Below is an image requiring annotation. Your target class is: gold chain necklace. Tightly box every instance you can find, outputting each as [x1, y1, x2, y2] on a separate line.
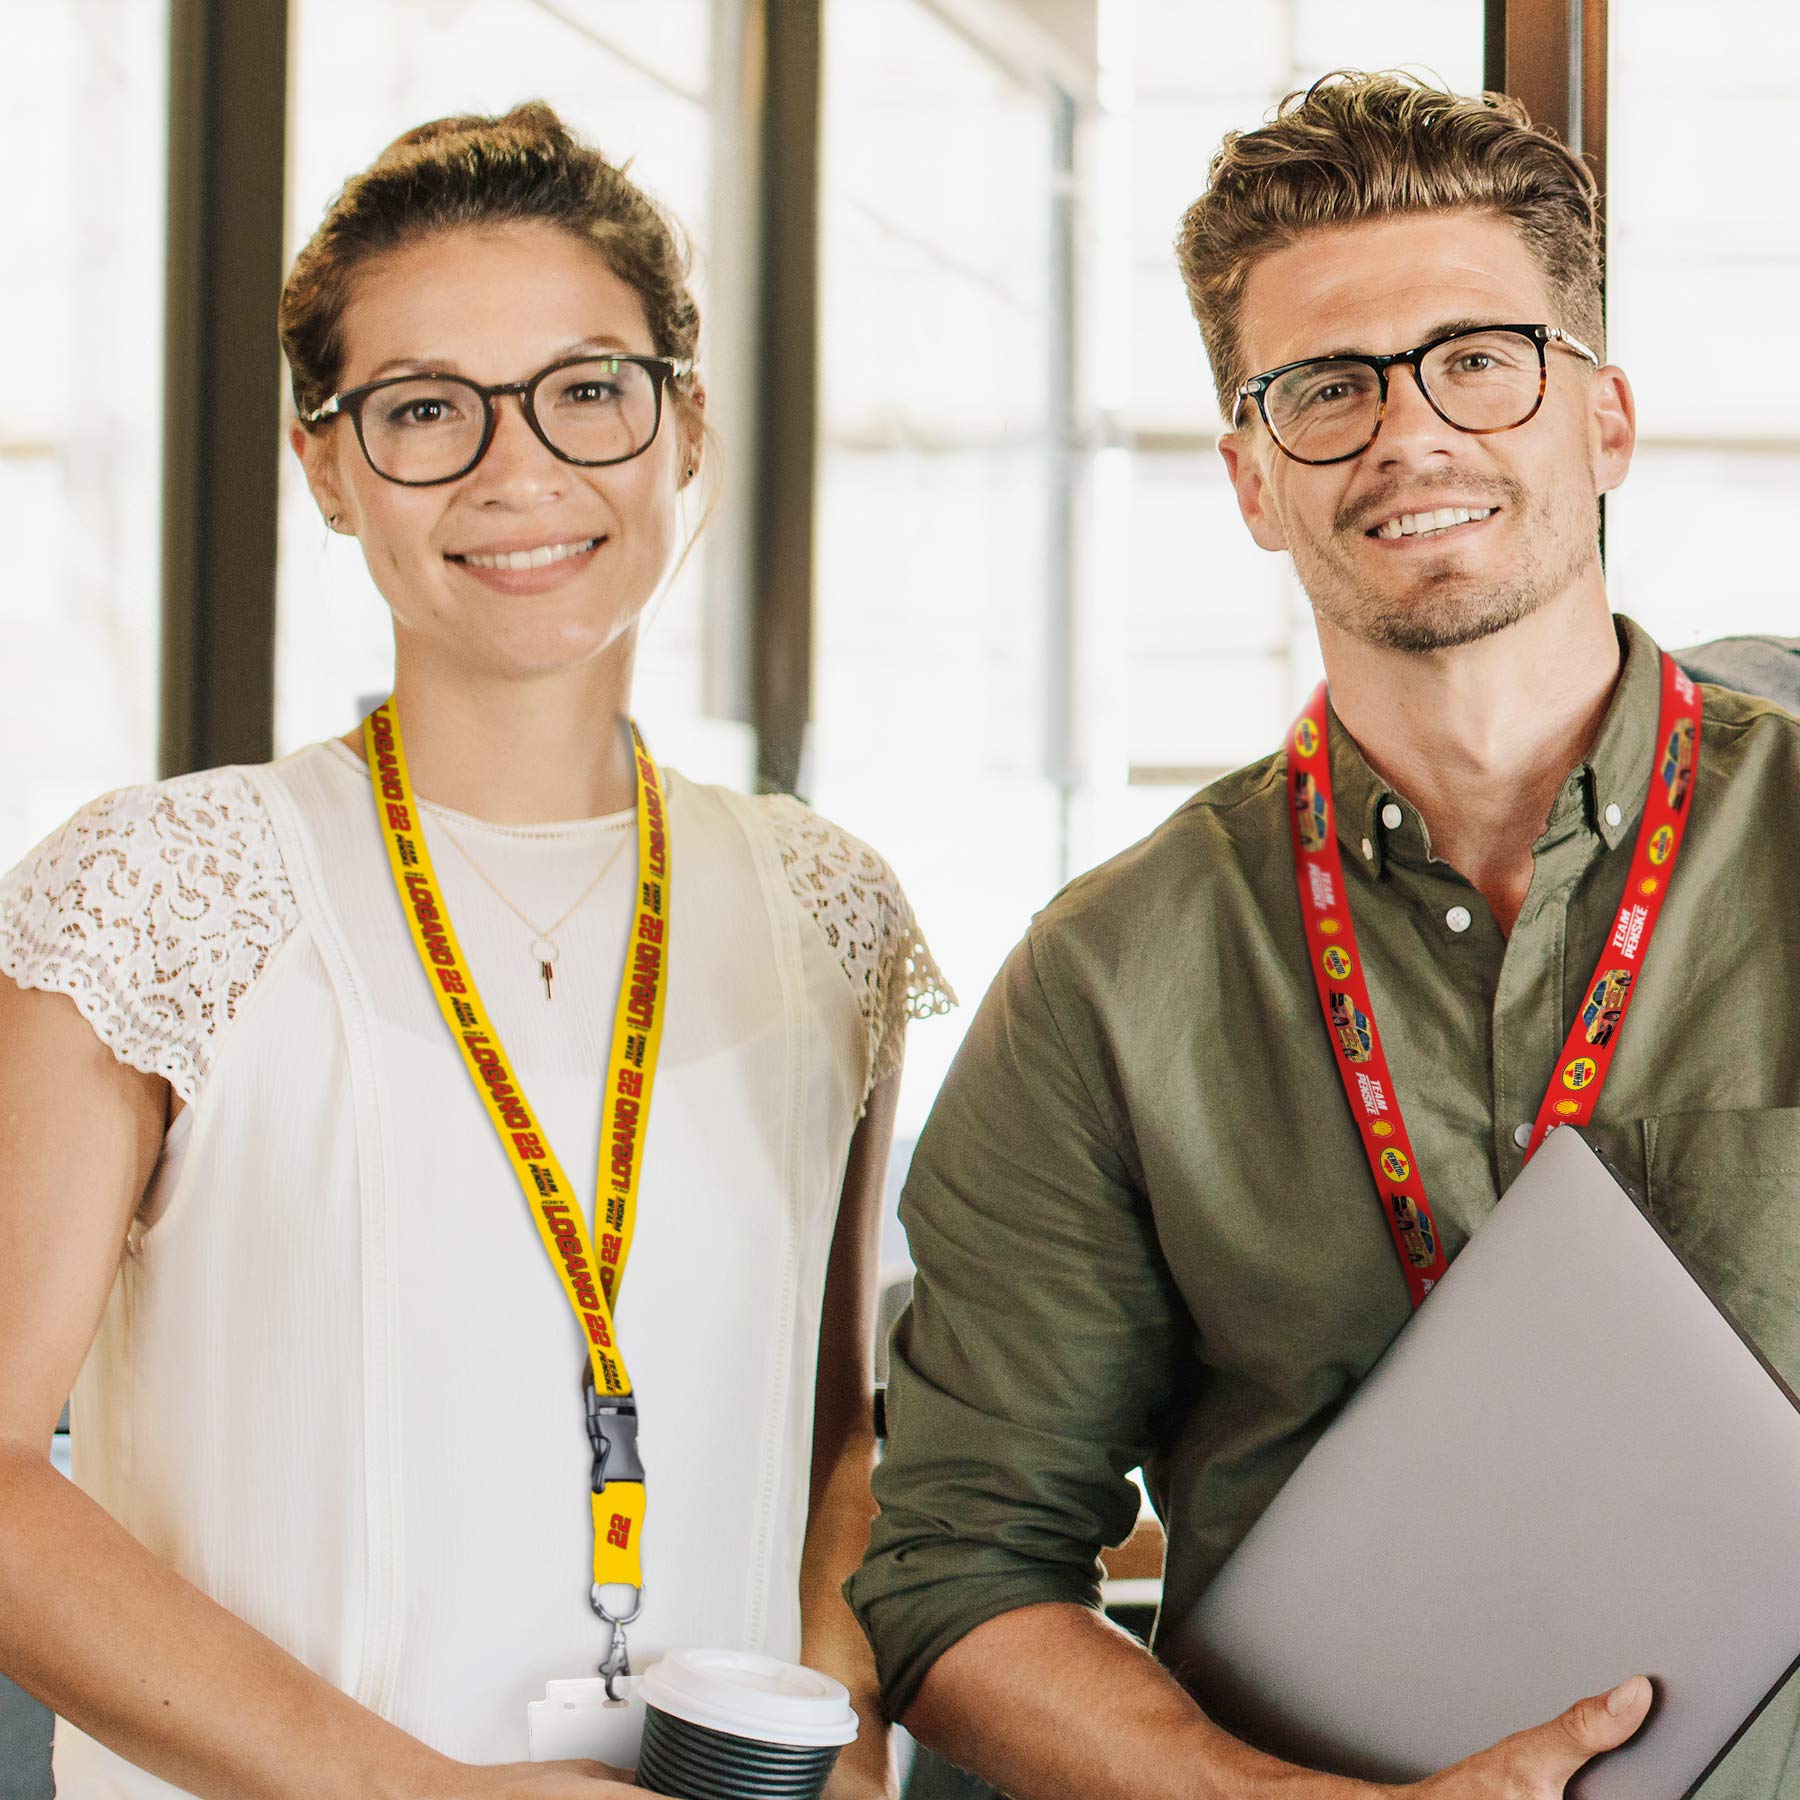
[436, 821, 632, 1000]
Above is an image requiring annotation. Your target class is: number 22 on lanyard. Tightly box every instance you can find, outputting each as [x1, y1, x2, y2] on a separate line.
[364, 702, 671, 1693]
[1287, 653, 1702, 1308]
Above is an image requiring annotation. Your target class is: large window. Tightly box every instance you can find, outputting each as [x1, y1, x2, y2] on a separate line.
[1605, 0, 1800, 647]
[275, 0, 749, 783]
[0, 3, 167, 871]
[811, 0, 1071, 1161]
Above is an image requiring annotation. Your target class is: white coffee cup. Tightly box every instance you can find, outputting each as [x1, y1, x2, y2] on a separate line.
[636, 1648, 859, 1799]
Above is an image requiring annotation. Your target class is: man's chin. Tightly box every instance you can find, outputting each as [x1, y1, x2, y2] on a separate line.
[1321, 583, 1538, 655]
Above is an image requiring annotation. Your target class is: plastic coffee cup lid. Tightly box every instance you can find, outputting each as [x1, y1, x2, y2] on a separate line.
[640, 1649, 859, 1748]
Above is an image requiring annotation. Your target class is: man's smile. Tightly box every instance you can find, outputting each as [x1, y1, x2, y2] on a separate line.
[1364, 504, 1501, 545]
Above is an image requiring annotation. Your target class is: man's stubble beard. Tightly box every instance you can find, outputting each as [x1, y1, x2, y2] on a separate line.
[1286, 470, 1600, 655]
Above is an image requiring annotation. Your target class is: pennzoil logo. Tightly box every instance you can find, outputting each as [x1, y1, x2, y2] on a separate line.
[1380, 1147, 1411, 1183]
[1648, 824, 1674, 865]
[1389, 1193, 1437, 1270]
[1294, 771, 1329, 851]
[1562, 1056, 1598, 1091]
[1294, 718, 1320, 759]
[1329, 991, 1372, 1063]
[1661, 717, 1696, 811]
[1322, 945, 1352, 980]
[1581, 968, 1633, 1048]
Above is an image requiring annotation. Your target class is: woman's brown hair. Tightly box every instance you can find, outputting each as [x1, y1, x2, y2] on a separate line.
[280, 101, 702, 432]
[1176, 71, 1602, 419]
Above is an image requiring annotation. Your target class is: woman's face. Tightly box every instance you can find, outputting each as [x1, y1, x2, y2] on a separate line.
[291, 221, 699, 683]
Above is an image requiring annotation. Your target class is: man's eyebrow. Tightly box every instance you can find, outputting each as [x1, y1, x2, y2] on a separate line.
[1304, 318, 1514, 361]
[359, 336, 639, 383]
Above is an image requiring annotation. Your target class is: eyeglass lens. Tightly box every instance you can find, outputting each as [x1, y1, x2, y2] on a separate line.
[358, 358, 662, 482]
[1263, 329, 1543, 462]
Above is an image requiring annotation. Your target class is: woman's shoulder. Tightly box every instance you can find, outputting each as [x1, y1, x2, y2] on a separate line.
[738, 788, 956, 1100]
[0, 763, 302, 1103]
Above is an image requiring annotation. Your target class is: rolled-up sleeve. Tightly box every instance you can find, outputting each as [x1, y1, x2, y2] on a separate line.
[845, 921, 1189, 1717]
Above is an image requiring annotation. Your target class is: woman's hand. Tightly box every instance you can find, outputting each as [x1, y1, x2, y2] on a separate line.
[435, 1758, 658, 1795]
[822, 1759, 900, 1800]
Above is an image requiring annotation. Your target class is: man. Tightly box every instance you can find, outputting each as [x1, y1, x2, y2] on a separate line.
[848, 72, 1800, 1800]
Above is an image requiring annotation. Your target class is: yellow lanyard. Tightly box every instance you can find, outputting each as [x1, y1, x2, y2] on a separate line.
[364, 703, 671, 1686]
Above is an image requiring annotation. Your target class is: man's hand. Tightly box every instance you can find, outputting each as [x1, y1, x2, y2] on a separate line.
[1398, 1677, 1652, 1799]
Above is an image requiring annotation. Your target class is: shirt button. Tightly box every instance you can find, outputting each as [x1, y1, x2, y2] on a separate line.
[1361, 837, 1375, 861]
[1604, 802, 1623, 827]
[1381, 802, 1403, 829]
[1513, 1123, 1533, 1150]
[1445, 905, 1472, 933]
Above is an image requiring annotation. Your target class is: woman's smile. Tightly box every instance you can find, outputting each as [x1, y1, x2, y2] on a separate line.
[444, 531, 607, 594]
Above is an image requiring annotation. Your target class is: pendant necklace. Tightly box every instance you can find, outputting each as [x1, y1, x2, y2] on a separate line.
[438, 822, 632, 999]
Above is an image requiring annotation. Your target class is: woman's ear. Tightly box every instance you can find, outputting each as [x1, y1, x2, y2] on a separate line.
[677, 379, 708, 487]
[289, 419, 351, 531]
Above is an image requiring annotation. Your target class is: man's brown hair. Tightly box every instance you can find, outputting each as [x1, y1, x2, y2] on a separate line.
[1176, 70, 1602, 419]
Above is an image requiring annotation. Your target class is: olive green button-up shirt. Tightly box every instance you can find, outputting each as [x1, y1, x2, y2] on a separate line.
[850, 617, 1800, 1797]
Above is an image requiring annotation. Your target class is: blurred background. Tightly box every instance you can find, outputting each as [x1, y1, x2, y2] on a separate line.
[2, 0, 1794, 1791]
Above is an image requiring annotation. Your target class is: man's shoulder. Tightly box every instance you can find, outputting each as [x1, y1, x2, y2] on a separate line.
[1026, 751, 1290, 976]
[1681, 640, 1800, 783]
[1677, 635, 1800, 722]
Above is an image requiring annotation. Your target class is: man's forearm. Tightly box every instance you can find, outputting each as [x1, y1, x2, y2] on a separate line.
[901, 1602, 1370, 1800]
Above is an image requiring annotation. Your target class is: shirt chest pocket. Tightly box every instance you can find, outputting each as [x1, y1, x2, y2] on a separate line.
[1639, 1107, 1800, 1386]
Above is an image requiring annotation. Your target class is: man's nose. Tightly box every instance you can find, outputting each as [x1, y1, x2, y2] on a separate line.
[1370, 361, 1462, 465]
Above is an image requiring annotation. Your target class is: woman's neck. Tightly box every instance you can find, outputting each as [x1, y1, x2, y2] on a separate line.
[344, 640, 642, 824]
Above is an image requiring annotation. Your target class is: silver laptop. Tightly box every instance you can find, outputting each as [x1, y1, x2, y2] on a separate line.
[1169, 1125, 1800, 1800]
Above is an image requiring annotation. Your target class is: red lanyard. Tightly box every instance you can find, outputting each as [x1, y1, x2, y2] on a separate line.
[1287, 654, 1702, 1306]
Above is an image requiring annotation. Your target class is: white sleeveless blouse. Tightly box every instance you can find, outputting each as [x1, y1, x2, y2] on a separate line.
[0, 740, 951, 1798]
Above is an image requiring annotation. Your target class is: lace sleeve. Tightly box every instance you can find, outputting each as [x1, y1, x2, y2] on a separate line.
[762, 798, 955, 1110]
[0, 770, 300, 1106]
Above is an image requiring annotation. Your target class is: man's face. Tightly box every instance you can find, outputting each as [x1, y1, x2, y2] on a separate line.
[1217, 211, 1633, 655]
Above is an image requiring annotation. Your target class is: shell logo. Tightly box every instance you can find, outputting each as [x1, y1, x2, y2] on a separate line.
[1322, 946, 1352, 980]
[1371, 1121, 1395, 1139]
[1648, 824, 1674, 865]
[1320, 918, 1341, 936]
[1295, 718, 1320, 758]
[1554, 1098, 1581, 1117]
[1639, 877, 1660, 897]
[1562, 1057, 1598, 1091]
[1380, 1147, 1411, 1182]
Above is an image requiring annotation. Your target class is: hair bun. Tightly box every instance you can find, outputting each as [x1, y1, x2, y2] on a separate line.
[383, 100, 573, 161]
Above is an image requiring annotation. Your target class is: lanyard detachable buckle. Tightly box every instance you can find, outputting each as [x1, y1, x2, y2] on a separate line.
[583, 1367, 644, 1699]
[584, 1373, 645, 1493]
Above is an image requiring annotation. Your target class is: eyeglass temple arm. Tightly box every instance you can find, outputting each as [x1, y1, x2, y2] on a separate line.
[1543, 326, 1601, 366]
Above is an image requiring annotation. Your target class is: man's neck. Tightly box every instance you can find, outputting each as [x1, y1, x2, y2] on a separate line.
[1320, 591, 1622, 935]
[343, 633, 642, 824]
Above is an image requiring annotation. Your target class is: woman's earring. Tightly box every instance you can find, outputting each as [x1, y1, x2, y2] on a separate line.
[328, 513, 340, 528]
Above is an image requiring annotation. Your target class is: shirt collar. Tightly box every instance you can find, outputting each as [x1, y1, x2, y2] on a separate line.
[1325, 613, 1664, 878]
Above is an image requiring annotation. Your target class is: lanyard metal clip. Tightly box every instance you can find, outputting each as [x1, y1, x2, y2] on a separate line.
[584, 1372, 645, 1493]
[597, 1610, 633, 1702]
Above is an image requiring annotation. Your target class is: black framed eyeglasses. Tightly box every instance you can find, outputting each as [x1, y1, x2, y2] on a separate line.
[301, 351, 694, 486]
[1231, 323, 1600, 467]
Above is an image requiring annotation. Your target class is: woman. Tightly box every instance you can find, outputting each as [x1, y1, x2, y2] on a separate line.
[0, 104, 949, 1799]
